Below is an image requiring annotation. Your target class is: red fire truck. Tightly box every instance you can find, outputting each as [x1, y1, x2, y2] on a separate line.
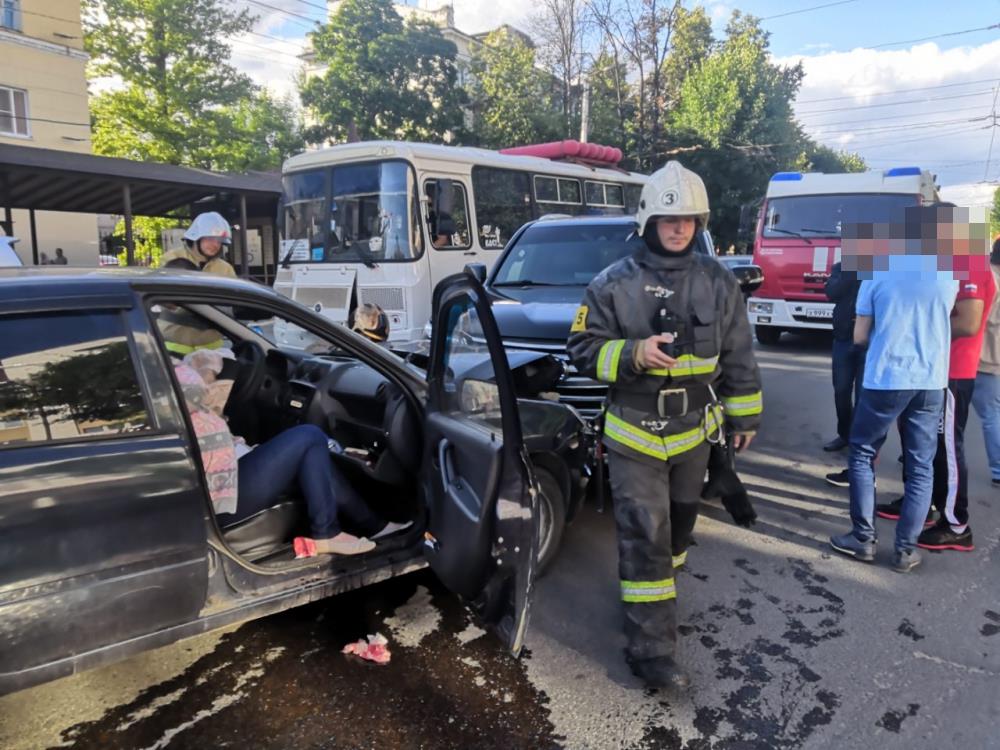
[747, 167, 938, 345]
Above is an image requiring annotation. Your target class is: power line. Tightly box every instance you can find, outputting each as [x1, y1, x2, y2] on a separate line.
[807, 115, 985, 136]
[797, 102, 991, 127]
[239, 0, 321, 28]
[983, 83, 1000, 182]
[796, 77, 1000, 105]
[761, 0, 859, 21]
[870, 22, 1000, 50]
[796, 88, 995, 115]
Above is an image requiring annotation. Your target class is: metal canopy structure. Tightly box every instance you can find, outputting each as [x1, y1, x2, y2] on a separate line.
[0, 143, 282, 276]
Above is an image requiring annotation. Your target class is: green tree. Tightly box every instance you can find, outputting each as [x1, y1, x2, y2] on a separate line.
[110, 216, 182, 267]
[469, 28, 560, 149]
[301, 0, 465, 144]
[659, 5, 714, 111]
[794, 144, 867, 173]
[668, 12, 805, 244]
[84, 0, 303, 171]
[990, 186, 1000, 239]
[585, 50, 635, 151]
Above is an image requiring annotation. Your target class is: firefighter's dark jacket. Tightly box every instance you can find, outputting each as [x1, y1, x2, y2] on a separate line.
[568, 245, 762, 466]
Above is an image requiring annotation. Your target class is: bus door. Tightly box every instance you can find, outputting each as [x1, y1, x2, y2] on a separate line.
[423, 176, 478, 292]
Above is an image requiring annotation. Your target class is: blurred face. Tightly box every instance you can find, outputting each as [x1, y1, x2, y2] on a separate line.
[199, 237, 223, 258]
[654, 216, 697, 252]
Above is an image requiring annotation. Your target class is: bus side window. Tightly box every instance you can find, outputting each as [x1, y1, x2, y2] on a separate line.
[424, 179, 472, 250]
[471, 167, 532, 249]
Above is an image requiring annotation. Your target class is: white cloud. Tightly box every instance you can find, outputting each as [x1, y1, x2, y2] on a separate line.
[775, 39, 1000, 193]
[449, 0, 538, 34]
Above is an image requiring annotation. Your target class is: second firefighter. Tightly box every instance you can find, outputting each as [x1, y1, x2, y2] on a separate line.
[567, 161, 763, 689]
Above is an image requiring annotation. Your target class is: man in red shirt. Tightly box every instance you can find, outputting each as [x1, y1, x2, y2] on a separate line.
[918, 238, 996, 550]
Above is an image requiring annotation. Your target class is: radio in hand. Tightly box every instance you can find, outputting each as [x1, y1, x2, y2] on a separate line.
[657, 308, 694, 358]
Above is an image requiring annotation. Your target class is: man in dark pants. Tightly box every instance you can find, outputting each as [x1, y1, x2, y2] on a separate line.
[824, 260, 864, 454]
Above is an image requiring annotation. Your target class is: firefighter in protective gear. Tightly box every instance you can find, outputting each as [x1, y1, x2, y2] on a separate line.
[162, 212, 237, 278]
[567, 161, 762, 689]
[159, 212, 238, 356]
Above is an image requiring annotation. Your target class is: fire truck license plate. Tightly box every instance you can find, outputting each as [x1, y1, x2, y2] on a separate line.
[807, 308, 833, 319]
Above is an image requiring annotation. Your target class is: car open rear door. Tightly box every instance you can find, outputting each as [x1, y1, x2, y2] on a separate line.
[422, 268, 538, 655]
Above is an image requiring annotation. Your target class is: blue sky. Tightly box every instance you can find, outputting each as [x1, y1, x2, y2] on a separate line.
[230, 1, 1000, 203]
[709, 0, 999, 57]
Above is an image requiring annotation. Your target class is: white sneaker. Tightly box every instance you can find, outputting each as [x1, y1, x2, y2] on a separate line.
[372, 521, 414, 540]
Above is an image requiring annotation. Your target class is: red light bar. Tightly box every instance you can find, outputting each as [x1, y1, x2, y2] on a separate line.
[499, 139, 623, 167]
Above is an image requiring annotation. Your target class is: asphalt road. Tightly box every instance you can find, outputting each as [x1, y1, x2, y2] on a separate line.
[2, 335, 998, 749]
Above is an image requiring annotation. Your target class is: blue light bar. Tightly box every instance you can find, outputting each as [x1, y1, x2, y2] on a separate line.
[885, 166, 921, 177]
[770, 172, 802, 181]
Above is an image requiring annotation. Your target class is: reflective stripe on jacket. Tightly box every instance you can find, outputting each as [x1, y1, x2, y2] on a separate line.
[568, 245, 762, 466]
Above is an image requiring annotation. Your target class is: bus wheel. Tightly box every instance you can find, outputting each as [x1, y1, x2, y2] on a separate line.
[755, 325, 782, 346]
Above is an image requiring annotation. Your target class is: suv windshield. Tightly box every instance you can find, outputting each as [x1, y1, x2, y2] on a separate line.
[492, 223, 643, 287]
[763, 193, 917, 239]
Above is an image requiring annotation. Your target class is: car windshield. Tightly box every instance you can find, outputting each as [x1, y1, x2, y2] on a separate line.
[763, 193, 917, 239]
[492, 223, 642, 287]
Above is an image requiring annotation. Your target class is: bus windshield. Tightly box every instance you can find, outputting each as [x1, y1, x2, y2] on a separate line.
[763, 193, 917, 239]
[281, 160, 421, 263]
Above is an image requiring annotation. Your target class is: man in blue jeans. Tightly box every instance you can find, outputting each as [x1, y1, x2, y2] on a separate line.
[830, 229, 959, 572]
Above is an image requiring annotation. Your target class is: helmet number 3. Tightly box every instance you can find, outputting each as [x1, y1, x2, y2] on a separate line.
[660, 190, 678, 206]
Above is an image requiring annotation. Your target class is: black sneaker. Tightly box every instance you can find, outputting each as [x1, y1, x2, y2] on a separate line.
[825, 469, 850, 487]
[876, 496, 903, 520]
[876, 497, 937, 527]
[823, 436, 848, 452]
[917, 520, 974, 551]
[628, 656, 691, 690]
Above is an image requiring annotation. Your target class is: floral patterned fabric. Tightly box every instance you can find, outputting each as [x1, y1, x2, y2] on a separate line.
[174, 362, 239, 514]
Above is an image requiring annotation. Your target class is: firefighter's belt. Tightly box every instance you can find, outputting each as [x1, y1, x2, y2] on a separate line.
[611, 384, 714, 418]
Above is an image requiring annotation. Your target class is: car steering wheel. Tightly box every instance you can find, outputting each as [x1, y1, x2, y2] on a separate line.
[227, 340, 267, 408]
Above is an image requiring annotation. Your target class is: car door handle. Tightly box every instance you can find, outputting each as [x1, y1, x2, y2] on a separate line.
[438, 439, 478, 521]
[463, 250, 477, 256]
[438, 438, 458, 486]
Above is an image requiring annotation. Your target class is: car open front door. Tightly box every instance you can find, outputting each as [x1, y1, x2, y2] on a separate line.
[423, 269, 538, 655]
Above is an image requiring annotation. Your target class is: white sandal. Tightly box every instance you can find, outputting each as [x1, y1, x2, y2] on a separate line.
[313, 535, 376, 555]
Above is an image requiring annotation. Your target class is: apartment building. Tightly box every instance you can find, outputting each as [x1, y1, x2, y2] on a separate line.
[0, 0, 99, 265]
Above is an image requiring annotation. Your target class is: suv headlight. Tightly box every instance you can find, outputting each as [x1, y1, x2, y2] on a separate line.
[749, 301, 773, 314]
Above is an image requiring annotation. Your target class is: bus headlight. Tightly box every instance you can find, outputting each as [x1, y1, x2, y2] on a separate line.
[749, 301, 773, 314]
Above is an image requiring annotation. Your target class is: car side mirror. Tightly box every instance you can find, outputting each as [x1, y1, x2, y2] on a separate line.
[465, 262, 487, 284]
[732, 264, 764, 295]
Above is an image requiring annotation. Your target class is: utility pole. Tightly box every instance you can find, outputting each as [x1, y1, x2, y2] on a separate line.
[580, 78, 590, 143]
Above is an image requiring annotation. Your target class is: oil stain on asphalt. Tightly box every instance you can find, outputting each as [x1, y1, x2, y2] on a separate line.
[55, 571, 561, 750]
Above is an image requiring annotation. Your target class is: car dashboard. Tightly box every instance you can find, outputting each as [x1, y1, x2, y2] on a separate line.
[259, 349, 421, 487]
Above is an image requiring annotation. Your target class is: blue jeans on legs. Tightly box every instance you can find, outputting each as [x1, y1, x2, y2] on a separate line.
[848, 388, 944, 552]
[972, 371, 1000, 481]
[219, 424, 382, 539]
[832, 339, 866, 442]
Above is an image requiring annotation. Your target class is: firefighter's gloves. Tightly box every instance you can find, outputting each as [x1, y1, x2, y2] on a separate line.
[634, 334, 679, 371]
[731, 432, 755, 452]
[721, 489, 758, 528]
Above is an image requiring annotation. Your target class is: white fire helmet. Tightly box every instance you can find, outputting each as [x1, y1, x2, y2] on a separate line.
[183, 211, 233, 246]
[636, 161, 710, 236]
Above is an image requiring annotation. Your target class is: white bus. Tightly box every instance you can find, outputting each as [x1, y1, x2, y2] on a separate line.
[274, 140, 647, 343]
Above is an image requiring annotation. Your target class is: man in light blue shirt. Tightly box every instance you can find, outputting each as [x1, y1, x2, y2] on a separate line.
[830, 273, 958, 572]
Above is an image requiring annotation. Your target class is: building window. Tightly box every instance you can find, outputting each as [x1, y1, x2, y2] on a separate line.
[1, 0, 21, 32]
[0, 86, 29, 137]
